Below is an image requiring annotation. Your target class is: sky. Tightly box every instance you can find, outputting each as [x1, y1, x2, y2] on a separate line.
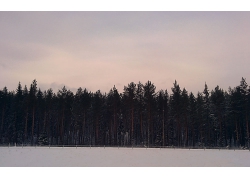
[1, 11, 250, 94]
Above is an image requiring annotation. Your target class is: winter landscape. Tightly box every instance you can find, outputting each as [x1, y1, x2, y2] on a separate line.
[1, 10, 250, 178]
[1, 146, 249, 167]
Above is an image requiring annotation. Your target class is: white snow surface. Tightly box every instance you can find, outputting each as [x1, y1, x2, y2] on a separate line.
[0, 146, 250, 167]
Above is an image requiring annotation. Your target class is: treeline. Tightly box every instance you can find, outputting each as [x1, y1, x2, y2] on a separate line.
[0, 78, 250, 148]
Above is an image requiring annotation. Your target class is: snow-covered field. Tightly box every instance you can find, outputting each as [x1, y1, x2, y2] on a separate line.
[0, 146, 250, 167]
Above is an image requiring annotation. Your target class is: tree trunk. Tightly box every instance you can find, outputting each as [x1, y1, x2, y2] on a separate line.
[47, 112, 50, 144]
[177, 117, 180, 147]
[31, 107, 35, 145]
[140, 111, 143, 144]
[113, 106, 117, 146]
[200, 122, 203, 147]
[246, 115, 249, 148]
[95, 117, 99, 145]
[236, 119, 239, 147]
[60, 108, 65, 145]
[24, 109, 28, 142]
[162, 109, 165, 147]
[1, 107, 5, 141]
[147, 105, 149, 146]
[43, 111, 47, 132]
[185, 126, 188, 147]
[147, 115, 150, 147]
[131, 107, 134, 145]
[82, 110, 86, 145]
[192, 124, 195, 147]
[109, 116, 112, 146]
[220, 119, 222, 147]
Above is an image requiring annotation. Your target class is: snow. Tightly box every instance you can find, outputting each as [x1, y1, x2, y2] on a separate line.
[0, 146, 250, 167]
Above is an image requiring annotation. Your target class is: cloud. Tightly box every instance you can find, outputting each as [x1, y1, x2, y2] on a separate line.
[1, 12, 250, 94]
[0, 41, 51, 63]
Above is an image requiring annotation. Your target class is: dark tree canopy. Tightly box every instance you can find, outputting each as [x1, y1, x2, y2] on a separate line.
[0, 78, 249, 149]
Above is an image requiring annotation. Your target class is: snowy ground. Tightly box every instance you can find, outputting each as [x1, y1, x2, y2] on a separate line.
[0, 146, 250, 167]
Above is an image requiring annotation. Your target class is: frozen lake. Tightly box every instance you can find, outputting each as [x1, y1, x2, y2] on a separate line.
[0, 146, 249, 167]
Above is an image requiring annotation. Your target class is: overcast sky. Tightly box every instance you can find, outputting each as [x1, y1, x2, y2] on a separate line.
[1, 11, 250, 94]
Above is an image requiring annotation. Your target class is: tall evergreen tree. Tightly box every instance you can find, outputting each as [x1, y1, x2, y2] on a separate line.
[106, 86, 121, 145]
[211, 86, 225, 147]
[0, 87, 8, 143]
[188, 92, 197, 147]
[239, 78, 249, 148]
[181, 88, 189, 147]
[143, 81, 156, 146]
[43, 88, 53, 145]
[196, 92, 204, 147]
[23, 85, 29, 143]
[92, 90, 104, 145]
[57, 86, 73, 145]
[156, 89, 169, 146]
[123, 82, 137, 145]
[29, 79, 38, 145]
[170, 80, 182, 146]
[14, 82, 24, 144]
[203, 83, 212, 147]
[135, 82, 145, 145]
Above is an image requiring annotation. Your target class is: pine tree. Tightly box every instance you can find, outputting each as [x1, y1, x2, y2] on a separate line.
[123, 82, 136, 145]
[203, 83, 212, 147]
[36, 88, 45, 145]
[143, 81, 156, 146]
[23, 85, 29, 143]
[211, 86, 225, 147]
[239, 77, 249, 148]
[43, 88, 53, 145]
[196, 92, 204, 147]
[247, 86, 250, 148]
[57, 86, 67, 144]
[181, 88, 189, 147]
[106, 86, 120, 146]
[14, 82, 24, 144]
[170, 80, 182, 147]
[188, 92, 197, 147]
[229, 86, 241, 147]
[29, 79, 37, 145]
[0, 87, 8, 143]
[135, 82, 145, 145]
[156, 89, 169, 146]
[92, 90, 104, 145]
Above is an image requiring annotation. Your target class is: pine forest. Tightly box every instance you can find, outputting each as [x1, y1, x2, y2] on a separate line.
[0, 78, 250, 149]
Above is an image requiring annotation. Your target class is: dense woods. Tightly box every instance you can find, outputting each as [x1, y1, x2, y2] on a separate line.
[0, 78, 250, 149]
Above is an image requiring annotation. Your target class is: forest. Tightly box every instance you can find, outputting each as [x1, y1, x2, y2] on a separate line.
[0, 78, 249, 149]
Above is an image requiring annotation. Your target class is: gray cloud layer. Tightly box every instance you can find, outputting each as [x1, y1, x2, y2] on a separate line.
[1, 12, 250, 93]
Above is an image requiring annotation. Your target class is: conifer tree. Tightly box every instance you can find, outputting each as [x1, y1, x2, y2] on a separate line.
[29, 80, 37, 145]
[188, 92, 197, 147]
[211, 86, 225, 147]
[43, 88, 53, 144]
[196, 92, 204, 147]
[239, 78, 249, 148]
[92, 90, 104, 145]
[143, 81, 156, 146]
[170, 80, 182, 146]
[203, 83, 211, 146]
[23, 85, 29, 143]
[0, 87, 8, 143]
[14, 82, 24, 144]
[123, 82, 136, 145]
[135, 82, 144, 145]
[156, 89, 168, 146]
[181, 88, 189, 147]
